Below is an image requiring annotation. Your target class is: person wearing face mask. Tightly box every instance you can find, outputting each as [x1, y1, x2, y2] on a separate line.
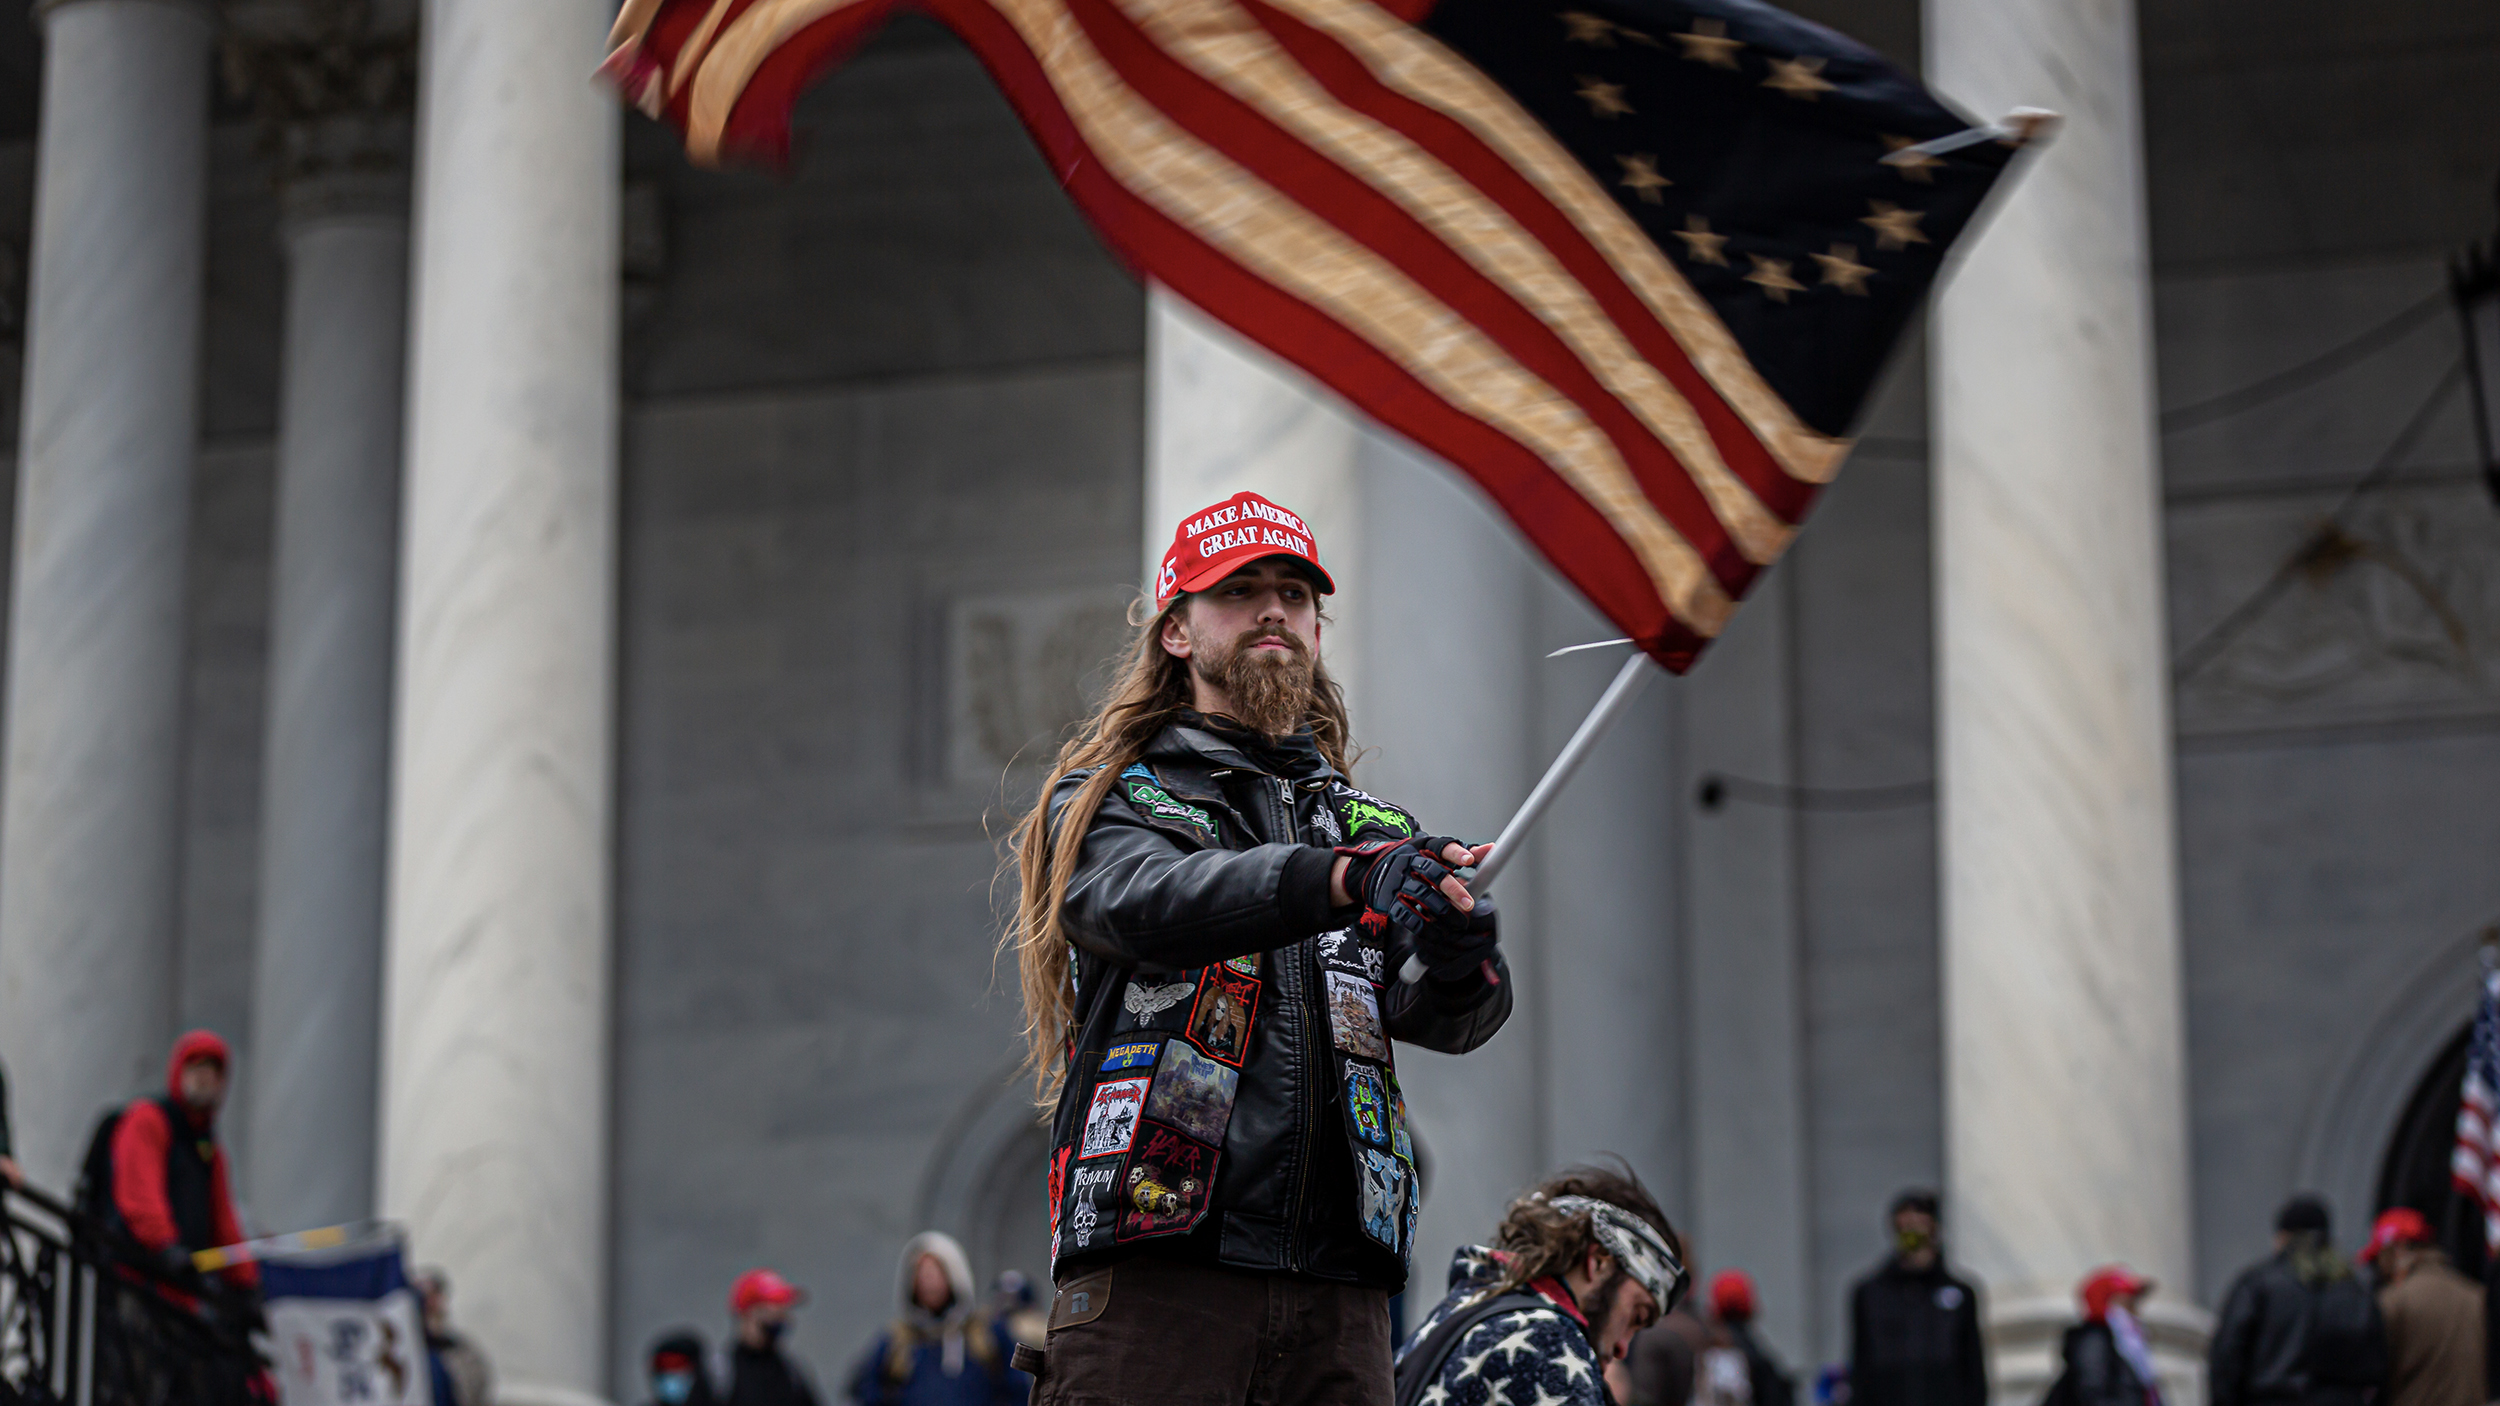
[1846, 1190, 1988, 1406]
[728, 1270, 822, 1406]
[645, 1330, 722, 1406]
[846, 1232, 1029, 1405]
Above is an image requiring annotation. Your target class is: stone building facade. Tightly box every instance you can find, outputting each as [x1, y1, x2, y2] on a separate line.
[0, 0, 2491, 1402]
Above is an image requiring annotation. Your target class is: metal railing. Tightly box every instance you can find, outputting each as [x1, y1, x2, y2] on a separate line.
[1, 1182, 265, 1406]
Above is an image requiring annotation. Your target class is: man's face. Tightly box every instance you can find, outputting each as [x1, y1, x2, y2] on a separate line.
[1586, 1254, 1660, 1364]
[1160, 558, 1323, 734]
[178, 1058, 226, 1115]
[1893, 1209, 1938, 1258]
[911, 1254, 952, 1314]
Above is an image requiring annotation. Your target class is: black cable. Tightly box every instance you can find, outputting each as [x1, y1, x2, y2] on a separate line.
[1695, 772, 1933, 812]
[2170, 360, 2467, 683]
[2160, 289, 2452, 433]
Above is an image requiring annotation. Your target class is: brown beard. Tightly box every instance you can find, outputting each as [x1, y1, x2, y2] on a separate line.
[1193, 622, 1317, 737]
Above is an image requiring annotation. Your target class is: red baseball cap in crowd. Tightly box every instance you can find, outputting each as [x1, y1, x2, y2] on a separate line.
[2361, 1207, 2433, 1264]
[2079, 1265, 2154, 1321]
[1154, 491, 1336, 608]
[1708, 1269, 1757, 1322]
[731, 1268, 805, 1314]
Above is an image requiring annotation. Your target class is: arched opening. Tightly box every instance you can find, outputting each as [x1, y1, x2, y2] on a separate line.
[2375, 1021, 2487, 1276]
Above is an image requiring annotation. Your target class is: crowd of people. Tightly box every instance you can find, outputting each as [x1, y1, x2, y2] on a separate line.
[7, 492, 2496, 1406]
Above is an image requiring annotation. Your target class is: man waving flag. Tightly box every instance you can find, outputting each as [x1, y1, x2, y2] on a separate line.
[605, 0, 2039, 671]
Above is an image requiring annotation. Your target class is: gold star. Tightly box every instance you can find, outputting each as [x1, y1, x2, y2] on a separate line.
[1559, 10, 1615, 46]
[1616, 153, 1671, 204]
[1745, 254, 1805, 302]
[1811, 243, 1873, 295]
[1673, 215, 1728, 266]
[1575, 76, 1633, 118]
[1859, 199, 1930, 250]
[1761, 55, 1835, 99]
[1880, 134, 1940, 183]
[1673, 18, 1743, 69]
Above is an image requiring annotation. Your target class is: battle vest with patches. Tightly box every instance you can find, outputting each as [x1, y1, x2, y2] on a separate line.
[1044, 716, 1433, 1292]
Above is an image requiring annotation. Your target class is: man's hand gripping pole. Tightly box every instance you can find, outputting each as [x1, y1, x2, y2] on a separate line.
[1397, 651, 1659, 984]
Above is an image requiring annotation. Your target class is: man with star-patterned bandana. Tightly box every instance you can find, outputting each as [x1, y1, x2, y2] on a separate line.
[1395, 1165, 1689, 1406]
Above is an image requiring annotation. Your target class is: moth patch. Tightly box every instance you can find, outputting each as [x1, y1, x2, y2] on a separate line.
[1142, 1038, 1240, 1146]
[1186, 967, 1259, 1066]
[1117, 1122, 1217, 1240]
[1359, 1148, 1406, 1249]
[1065, 1160, 1119, 1253]
[1122, 976, 1199, 1030]
[1079, 1076, 1148, 1159]
[1325, 970, 1389, 1060]
[1099, 1040, 1160, 1073]
[1344, 1062, 1389, 1146]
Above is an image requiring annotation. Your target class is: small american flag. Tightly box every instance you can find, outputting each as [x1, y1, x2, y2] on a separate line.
[2452, 956, 2500, 1252]
[603, 0, 2036, 671]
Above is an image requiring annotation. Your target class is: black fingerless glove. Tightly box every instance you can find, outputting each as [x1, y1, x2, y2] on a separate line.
[1414, 893, 1500, 982]
[1336, 836, 1471, 939]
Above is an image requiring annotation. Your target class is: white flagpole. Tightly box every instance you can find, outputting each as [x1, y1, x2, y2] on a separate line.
[1397, 650, 1657, 983]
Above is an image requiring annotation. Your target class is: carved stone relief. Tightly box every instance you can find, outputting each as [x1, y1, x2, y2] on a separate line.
[943, 586, 1132, 790]
[2176, 481, 2500, 733]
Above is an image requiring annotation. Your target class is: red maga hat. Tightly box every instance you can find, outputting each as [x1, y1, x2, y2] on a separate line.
[2361, 1207, 2433, 1264]
[2079, 1265, 2154, 1322]
[1154, 491, 1336, 608]
[730, 1269, 805, 1314]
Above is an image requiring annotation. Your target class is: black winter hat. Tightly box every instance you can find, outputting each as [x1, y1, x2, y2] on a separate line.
[1890, 1188, 1941, 1220]
[2276, 1195, 2332, 1235]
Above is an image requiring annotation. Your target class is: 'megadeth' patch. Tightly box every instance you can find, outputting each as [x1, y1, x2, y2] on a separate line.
[1121, 764, 1218, 843]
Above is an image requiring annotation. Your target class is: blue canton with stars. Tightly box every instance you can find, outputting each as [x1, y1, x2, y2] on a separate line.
[1397, 1245, 1609, 1406]
[1416, 0, 2018, 438]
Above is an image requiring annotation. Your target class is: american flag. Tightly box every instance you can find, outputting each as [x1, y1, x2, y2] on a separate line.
[2453, 958, 2500, 1252]
[603, 0, 2034, 671]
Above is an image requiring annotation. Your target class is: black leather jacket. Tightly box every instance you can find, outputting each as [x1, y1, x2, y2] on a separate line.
[2208, 1252, 2388, 1406]
[1044, 715, 1512, 1291]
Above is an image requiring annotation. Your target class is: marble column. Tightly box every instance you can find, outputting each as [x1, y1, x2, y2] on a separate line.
[1927, 0, 2203, 1397]
[1145, 289, 1370, 706]
[0, 0, 211, 1186]
[378, 0, 618, 1401]
[246, 118, 412, 1233]
[1681, 570, 1815, 1357]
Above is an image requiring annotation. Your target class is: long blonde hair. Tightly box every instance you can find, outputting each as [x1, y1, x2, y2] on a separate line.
[1005, 595, 1351, 1102]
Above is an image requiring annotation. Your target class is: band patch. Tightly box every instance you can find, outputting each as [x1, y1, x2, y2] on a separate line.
[1332, 784, 1415, 840]
[1143, 1039, 1239, 1146]
[1186, 967, 1259, 1066]
[1063, 1159, 1120, 1254]
[1121, 975, 1199, 1031]
[1345, 1063, 1389, 1147]
[1325, 971, 1389, 1060]
[1099, 1040, 1160, 1073]
[1317, 928, 1385, 982]
[1225, 955, 1260, 977]
[1079, 1076, 1148, 1159]
[1359, 1148, 1407, 1249]
[1120, 764, 1218, 842]
[1117, 1122, 1217, 1240]
[1390, 1073, 1414, 1162]
[1048, 1146, 1070, 1261]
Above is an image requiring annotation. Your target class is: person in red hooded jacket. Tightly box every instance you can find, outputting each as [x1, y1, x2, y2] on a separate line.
[110, 1029, 257, 1292]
